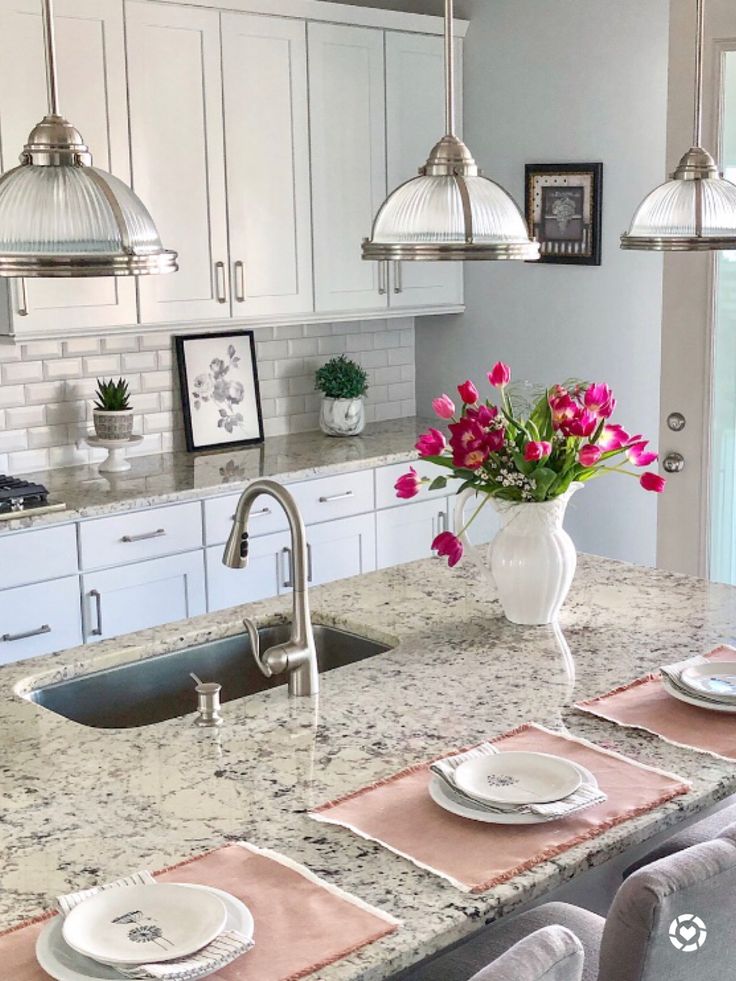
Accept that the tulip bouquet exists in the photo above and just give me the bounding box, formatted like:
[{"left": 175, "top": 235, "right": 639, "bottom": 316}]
[{"left": 395, "top": 361, "right": 665, "bottom": 568}]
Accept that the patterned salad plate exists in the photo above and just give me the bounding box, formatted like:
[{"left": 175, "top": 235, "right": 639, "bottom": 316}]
[
  {"left": 454, "top": 751, "right": 583, "bottom": 805},
  {"left": 62, "top": 883, "right": 227, "bottom": 966},
  {"left": 680, "top": 662, "right": 736, "bottom": 701}
]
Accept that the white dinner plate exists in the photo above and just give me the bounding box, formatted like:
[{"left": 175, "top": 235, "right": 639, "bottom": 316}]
[
  {"left": 454, "top": 751, "right": 583, "bottom": 805},
  {"left": 429, "top": 762, "right": 597, "bottom": 825},
  {"left": 662, "top": 674, "right": 736, "bottom": 714},
  {"left": 37, "top": 884, "right": 253, "bottom": 981},
  {"left": 679, "top": 662, "right": 736, "bottom": 701}
]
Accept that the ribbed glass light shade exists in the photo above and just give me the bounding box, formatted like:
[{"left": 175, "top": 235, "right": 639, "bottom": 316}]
[
  {"left": 622, "top": 174, "right": 736, "bottom": 251},
  {"left": 363, "top": 173, "right": 540, "bottom": 261}
]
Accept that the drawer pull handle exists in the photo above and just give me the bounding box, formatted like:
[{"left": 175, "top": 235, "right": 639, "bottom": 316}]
[
  {"left": 437, "top": 511, "right": 448, "bottom": 534},
  {"left": 121, "top": 528, "right": 166, "bottom": 543},
  {"left": 17, "top": 277, "right": 29, "bottom": 316},
  {"left": 215, "top": 261, "right": 228, "bottom": 304},
  {"left": 229, "top": 507, "right": 271, "bottom": 521},
  {"left": 1, "top": 624, "right": 50, "bottom": 643},
  {"left": 234, "top": 260, "right": 246, "bottom": 303},
  {"left": 319, "top": 490, "right": 354, "bottom": 503},
  {"left": 378, "top": 261, "right": 387, "bottom": 296},
  {"left": 393, "top": 260, "right": 403, "bottom": 294},
  {"left": 90, "top": 589, "right": 103, "bottom": 636},
  {"left": 282, "top": 546, "right": 293, "bottom": 589}
]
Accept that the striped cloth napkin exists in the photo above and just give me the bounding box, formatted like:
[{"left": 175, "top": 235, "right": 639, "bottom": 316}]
[
  {"left": 57, "top": 871, "right": 254, "bottom": 981},
  {"left": 660, "top": 654, "right": 736, "bottom": 706},
  {"left": 430, "top": 742, "right": 607, "bottom": 818}
]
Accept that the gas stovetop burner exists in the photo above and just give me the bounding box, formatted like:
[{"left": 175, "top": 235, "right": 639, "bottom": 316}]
[{"left": 0, "top": 475, "right": 51, "bottom": 514}]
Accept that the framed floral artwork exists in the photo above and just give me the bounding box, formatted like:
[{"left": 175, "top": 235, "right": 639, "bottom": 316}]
[
  {"left": 525, "top": 163, "right": 603, "bottom": 265},
  {"left": 175, "top": 330, "right": 264, "bottom": 452}
]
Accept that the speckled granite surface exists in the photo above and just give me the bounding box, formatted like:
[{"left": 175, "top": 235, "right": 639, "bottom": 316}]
[
  {"left": 3, "top": 554, "right": 736, "bottom": 979},
  {"left": 0, "top": 417, "right": 428, "bottom": 533}
]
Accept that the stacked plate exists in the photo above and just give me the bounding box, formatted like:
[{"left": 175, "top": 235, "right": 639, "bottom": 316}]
[
  {"left": 36, "top": 883, "right": 254, "bottom": 981},
  {"left": 662, "top": 660, "right": 736, "bottom": 714},
  {"left": 429, "top": 750, "right": 601, "bottom": 825}
]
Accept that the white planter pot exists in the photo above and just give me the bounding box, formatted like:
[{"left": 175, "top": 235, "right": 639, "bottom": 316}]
[
  {"left": 455, "top": 484, "right": 580, "bottom": 626},
  {"left": 93, "top": 408, "right": 134, "bottom": 441},
  {"left": 319, "top": 397, "right": 365, "bottom": 437}
]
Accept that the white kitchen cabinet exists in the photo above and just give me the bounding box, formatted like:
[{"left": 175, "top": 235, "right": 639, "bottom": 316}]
[
  {"left": 0, "top": 523, "right": 77, "bottom": 590},
  {"left": 221, "top": 13, "right": 313, "bottom": 318},
  {"left": 385, "top": 31, "right": 463, "bottom": 310},
  {"left": 0, "top": 576, "right": 82, "bottom": 664},
  {"left": 0, "top": 0, "right": 136, "bottom": 337},
  {"left": 126, "top": 1, "right": 229, "bottom": 324},
  {"left": 306, "top": 513, "right": 376, "bottom": 586},
  {"left": 78, "top": 502, "right": 203, "bottom": 571},
  {"left": 308, "top": 23, "right": 388, "bottom": 314},
  {"left": 82, "top": 551, "right": 206, "bottom": 642},
  {"left": 376, "top": 496, "right": 450, "bottom": 569},
  {"left": 375, "top": 460, "right": 459, "bottom": 509},
  {"left": 206, "top": 530, "right": 291, "bottom": 612}
]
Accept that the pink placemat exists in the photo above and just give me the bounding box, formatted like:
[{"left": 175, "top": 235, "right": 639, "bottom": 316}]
[
  {"left": 310, "top": 724, "right": 690, "bottom": 894},
  {"left": 575, "top": 645, "right": 736, "bottom": 761},
  {"left": 0, "top": 842, "right": 399, "bottom": 981}
]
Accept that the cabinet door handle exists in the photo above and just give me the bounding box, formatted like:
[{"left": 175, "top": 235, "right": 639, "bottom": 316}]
[
  {"left": 1, "top": 624, "right": 50, "bottom": 643},
  {"left": 229, "top": 507, "right": 271, "bottom": 521},
  {"left": 17, "top": 277, "right": 29, "bottom": 316},
  {"left": 319, "top": 490, "right": 354, "bottom": 503},
  {"left": 437, "top": 510, "right": 448, "bottom": 533},
  {"left": 121, "top": 528, "right": 166, "bottom": 543},
  {"left": 234, "top": 260, "right": 246, "bottom": 303},
  {"left": 307, "top": 542, "right": 313, "bottom": 583},
  {"left": 89, "top": 589, "right": 103, "bottom": 636},
  {"left": 393, "top": 261, "right": 403, "bottom": 294},
  {"left": 378, "top": 261, "right": 387, "bottom": 295},
  {"left": 215, "top": 261, "right": 228, "bottom": 304},
  {"left": 282, "top": 546, "right": 293, "bottom": 589}
]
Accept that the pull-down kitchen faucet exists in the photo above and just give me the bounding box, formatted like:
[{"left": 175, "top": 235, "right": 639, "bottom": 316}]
[{"left": 222, "top": 479, "right": 318, "bottom": 697}]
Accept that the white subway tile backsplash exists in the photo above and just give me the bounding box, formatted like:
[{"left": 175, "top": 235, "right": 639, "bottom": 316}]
[{"left": 0, "top": 319, "right": 415, "bottom": 473}]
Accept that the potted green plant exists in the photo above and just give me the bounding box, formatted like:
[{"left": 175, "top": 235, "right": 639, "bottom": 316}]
[
  {"left": 315, "top": 355, "right": 368, "bottom": 437},
  {"left": 93, "top": 377, "right": 134, "bottom": 441}
]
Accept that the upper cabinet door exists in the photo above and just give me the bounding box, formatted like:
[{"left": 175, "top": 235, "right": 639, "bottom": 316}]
[
  {"left": 221, "top": 14, "right": 313, "bottom": 318},
  {"left": 385, "top": 31, "right": 464, "bottom": 310},
  {"left": 308, "top": 23, "right": 387, "bottom": 315},
  {"left": 126, "top": 1, "right": 229, "bottom": 324},
  {"left": 0, "top": 0, "right": 137, "bottom": 335}
]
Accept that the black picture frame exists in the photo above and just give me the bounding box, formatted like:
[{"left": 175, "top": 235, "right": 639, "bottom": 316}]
[
  {"left": 525, "top": 163, "right": 603, "bottom": 265},
  {"left": 175, "top": 330, "right": 264, "bottom": 452}
]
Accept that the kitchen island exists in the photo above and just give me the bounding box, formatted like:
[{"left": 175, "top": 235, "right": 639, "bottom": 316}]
[{"left": 2, "top": 553, "right": 736, "bottom": 979}]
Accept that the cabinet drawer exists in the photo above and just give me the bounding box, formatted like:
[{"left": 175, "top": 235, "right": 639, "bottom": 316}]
[
  {"left": 79, "top": 503, "right": 203, "bottom": 571},
  {"left": 375, "top": 460, "right": 458, "bottom": 510},
  {"left": 204, "top": 492, "right": 288, "bottom": 545},
  {"left": 0, "top": 523, "right": 78, "bottom": 590},
  {"left": 0, "top": 576, "right": 82, "bottom": 664},
  {"left": 290, "top": 470, "right": 374, "bottom": 525}
]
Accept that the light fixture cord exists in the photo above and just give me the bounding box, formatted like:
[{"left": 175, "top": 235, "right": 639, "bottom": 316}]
[
  {"left": 444, "top": 0, "right": 455, "bottom": 136},
  {"left": 42, "top": 0, "right": 60, "bottom": 117},
  {"left": 693, "top": 0, "right": 704, "bottom": 147}
]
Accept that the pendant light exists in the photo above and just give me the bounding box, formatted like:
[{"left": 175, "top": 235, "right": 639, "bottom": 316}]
[
  {"left": 621, "top": 0, "right": 736, "bottom": 251},
  {"left": 0, "top": 0, "right": 177, "bottom": 277},
  {"left": 362, "top": 0, "right": 539, "bottom": 262}
]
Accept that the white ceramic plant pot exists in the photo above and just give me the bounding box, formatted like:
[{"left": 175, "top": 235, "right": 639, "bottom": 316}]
[
  {"left": 93, "top": 408, "right": 134, "bottom": 441},
  {"left": 454, "top": 484, "right": 580, "bottom": 626},
  {"left": 320, "top": 397, "right": 365, "bottom": 437}
]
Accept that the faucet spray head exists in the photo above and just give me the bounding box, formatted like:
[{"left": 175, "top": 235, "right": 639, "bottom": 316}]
[{"left": 223, "top": 524, "right": 249, "bottom": 570}]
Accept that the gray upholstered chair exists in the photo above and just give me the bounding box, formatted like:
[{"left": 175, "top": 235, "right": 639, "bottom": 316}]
[
  {"left": 624, "top": 800, "right": 736, "bottom": 877},
  {"left": 463, "top": 825, "right": 736, "bottom": 981},
  {"left": 468, "top": 925, "right": 584, "bottom": 981}
]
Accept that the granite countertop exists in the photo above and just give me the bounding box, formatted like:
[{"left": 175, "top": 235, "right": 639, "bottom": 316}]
[
  {"left": 0, "top": 417, "right": 428, "bottom": 533},
  {"left": 3, "top": 554, "right": 736, "bottom": 978}
]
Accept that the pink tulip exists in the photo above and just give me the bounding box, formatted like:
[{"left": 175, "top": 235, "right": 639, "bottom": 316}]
[
  {"left": 598, "top": 424, "right": 630, "bottom": 451},
  {"left": 467, "top": 403, "right": 498, "bottom": 427},
  {"left": 458, "top": 379, "right": 479, "bottom": 404},
  {"left": 524, "top": 440, "right": 552, "bottom": 462},
  {"left": 549, "top": 392, "right": 578, "bottom": 429},
  {"left": 415, "top": 428, "right": 446, "bottom": 457},
  {"left": 432, "top": 394, "right": 456, "bottom": 420},
  {"left": 432, "top": 530, "right": 464, "bottom": 567},
  {"left": 626, "top": 440, "right": 658, "bottom": 467},
  {"left": 578, "top": 444, "right": 603, "bottom": 467},
  {"left": 584, "top": 383, "right": 616, "bottom": 418},
  {"left": 394, "top": 467, "right": 422, "bottom": 500},
  {"left": 449, "top": 417, "right": 493, "bottom": 469},
  {"left": 488, "top": 361, "right": 512, "bottom": 388},
  {"left": 566, "top": 410, "right": 597, "bottom": 438},
  {"left": 640, "top": 471, "right": 666, "bottom": 493}
]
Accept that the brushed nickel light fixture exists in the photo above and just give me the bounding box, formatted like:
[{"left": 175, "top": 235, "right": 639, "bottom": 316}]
[
  {"left": 0, "top": 0, "right": 177, "bottom": 277},
  {"left": 621, "top": 0, "right": 736, "bottom": 251},
  {"left": 362, "top": 0, "right": 539, "bottom": 262}
]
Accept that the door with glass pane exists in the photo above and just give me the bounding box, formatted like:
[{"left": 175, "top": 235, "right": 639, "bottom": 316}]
[{"left": 658, "top": 0, "right": 736, "bottom": 579}]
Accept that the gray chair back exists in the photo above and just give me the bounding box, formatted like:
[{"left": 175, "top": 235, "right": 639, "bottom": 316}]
[
  {"left": 468, "top": 925, "right": 584, "bottom": 981},
  {"left": 598, "top": 824, "right": 736, "bottom": 981}
]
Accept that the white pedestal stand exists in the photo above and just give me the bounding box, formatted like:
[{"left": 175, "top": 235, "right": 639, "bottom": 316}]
[{"left": 86, "top": 434, "right": 143, "bottom": 473}]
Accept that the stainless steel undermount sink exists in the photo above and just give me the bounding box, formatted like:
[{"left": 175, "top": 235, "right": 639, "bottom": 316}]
[{"left": 27, "top": 624, "right": 391, "bottom": 729}]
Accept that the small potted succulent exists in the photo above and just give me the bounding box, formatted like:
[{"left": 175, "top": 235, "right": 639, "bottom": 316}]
[
  {"left": 93, "top": 377, "right": 134, "bottom": 441},
  {"left": 315, "top": 355, "right": 368, "bottom": 437}
]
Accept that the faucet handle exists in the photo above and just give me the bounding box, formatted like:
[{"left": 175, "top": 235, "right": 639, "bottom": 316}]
[{"left": 244, "top": 616, "right": 272, "bottom": 678}]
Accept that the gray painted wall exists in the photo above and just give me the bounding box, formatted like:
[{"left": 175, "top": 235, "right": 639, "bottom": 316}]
[{"left": 414, "top": 0, "right": 670, "bottom": 565}]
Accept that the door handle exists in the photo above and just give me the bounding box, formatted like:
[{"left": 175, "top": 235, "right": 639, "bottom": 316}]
[
  {"left": 319, "top": 490, "right": 354, "bottom": 503},
  {"left": 17, "top": 277, "right": 29, "bottom": 316},
  {"left": 393, "top": 260, "right": 403, "bottom": 294},
  {"left": 663, "top": 452, "right": 685, "bottom": 474},
  {"left": 282, "top": 546, "right": 294, "bottom": 589},
  {"left": 121, "top": 528, "right": 166, "bottom": 543},
  {"left": 378, "top": 261, "right": 387, "bottom": 295},
  {"left": 89, "top": 589, "right": 103, "bottom": 636},
  {"left": 214, "top": 261, "right": 227, "bottom": 304},
  {"left": 437, "top": 510, "right": 448, "bottom": 533},
  {"left": 234, "top": 260, "right": 246, "bottom": 303},
  {"left": 1, "top": 624, "right": 50, "bottom": 643},
  {"left": 307, "top": 542, "right": 313, "bottom": 583}
]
